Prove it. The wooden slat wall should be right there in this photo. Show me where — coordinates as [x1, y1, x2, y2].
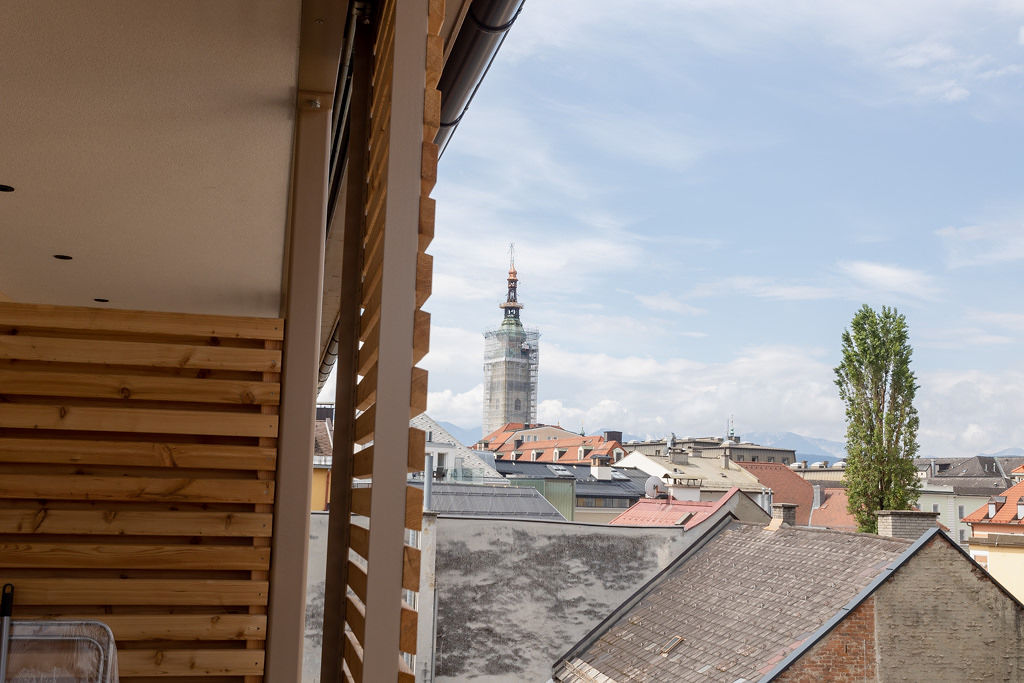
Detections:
[334, 0, 439, 680]
[0, 302, 282, 682]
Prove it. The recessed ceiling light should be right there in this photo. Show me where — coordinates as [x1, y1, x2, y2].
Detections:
[0, 185, 13, 193]
[53, 254, 72, 260]
[93, 298, 109, 303]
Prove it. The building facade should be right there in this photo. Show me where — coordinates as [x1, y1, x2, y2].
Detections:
[482, 262, 539, 436]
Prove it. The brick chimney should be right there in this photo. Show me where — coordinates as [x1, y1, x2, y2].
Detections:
[875, 510, 939, 539]
[771, 503, 797, 526]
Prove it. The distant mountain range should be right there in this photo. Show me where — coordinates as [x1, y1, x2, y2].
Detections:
[434, 420, 1021, 464]
[743, 432, 847, 464]
[437, 421, 481, 447]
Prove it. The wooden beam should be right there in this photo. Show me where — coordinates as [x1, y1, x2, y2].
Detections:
[0, 509, 273, 537]
[0, 369, 280, 404]
[0, 404, 278, 438]
[0, 474, 274, 504]
[0, 542, 270, 570]
[0, 302, 283, 340]
[0, 335, 280, 371]
[11, 579, 268, 606]
[0, 438, 276, 470]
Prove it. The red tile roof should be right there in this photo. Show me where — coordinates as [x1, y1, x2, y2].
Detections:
[736, 461, 813, 525]
[807, 488, 857, 530]
[493, 436, 624, 465]
[962, 479, 1024, 526]
[478, 423, 527, 449]
[1014, 464, 1024, 474]
[609, 488, 741, 528]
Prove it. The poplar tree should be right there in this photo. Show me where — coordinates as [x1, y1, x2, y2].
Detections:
[834, 305, 920, 533]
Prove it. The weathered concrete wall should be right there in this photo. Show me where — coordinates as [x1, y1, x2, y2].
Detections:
[775, 597, 877, 683]
[303, 511, 329, 682]
[431, 517, 692, 682]
[873, 536, 1024, 680]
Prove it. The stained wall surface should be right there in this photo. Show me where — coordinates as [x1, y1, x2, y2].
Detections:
[430, 517, 691, 682]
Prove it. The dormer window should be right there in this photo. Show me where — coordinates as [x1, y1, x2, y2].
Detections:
[578, 447, 584, 460]
[531, 450, 540, 462]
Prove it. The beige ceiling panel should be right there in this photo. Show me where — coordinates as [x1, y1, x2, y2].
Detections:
[0, 0, 302, 316]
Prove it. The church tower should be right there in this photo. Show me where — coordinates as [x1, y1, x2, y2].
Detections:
[482, 250, 539, 436]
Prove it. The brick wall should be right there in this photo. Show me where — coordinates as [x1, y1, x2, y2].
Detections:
[873, 536, 1024, 680]
[775, 596, 877, 683]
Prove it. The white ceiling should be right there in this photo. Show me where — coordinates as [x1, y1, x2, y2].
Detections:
[0, 1, 301, 316]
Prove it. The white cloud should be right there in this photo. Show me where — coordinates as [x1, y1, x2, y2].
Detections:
[917, 326, 1013, 350]
[690, 276, 836, 301]
[918, 369, 1024, 456]
[836, 261, 939, 299]
[886, 41, 958, 69]
[635, 292, 706, 315]
[936, 221, 1024, 267]
[427, 384, 484, 430]
[970, 311, 1024, 332]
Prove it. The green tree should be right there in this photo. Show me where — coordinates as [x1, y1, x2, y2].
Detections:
[834, 304, 920, 533]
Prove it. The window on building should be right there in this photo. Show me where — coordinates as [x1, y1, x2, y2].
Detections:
[959, 529, 967, 543]
[958, 505, 965, 519]
[654, 449, 661, 455]
[514, 398, 521, 411]
[750, 456, 758, 462]
[426, 431, 433, 442]
[767, 457, 774, 463]
[932, 503, 940, 513]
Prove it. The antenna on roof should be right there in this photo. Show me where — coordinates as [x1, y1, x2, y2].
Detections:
[509, 242, 515, 269]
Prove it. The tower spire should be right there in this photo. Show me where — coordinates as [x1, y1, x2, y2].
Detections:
[499, 242, 523, 321]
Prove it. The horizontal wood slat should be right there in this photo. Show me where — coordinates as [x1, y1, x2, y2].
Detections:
[347, 594, 366, 646]
[0, 302, 279, 680]
[0, 336, 280, 372]
[408, 428, 424, 473]
[0, 303, 283, 341]
[348, 560, 368, 603]
[403, 546, 420, 593]
[400, 605, 417, 654]
[0, 404, 278, 438]
[42, 614, 267, 641]
[353, 445, 372, 479]
[343, 629, 364, 682]
[0, 474, 274, 504]
[0, 369, 280, 404]
[412, 310, 429, 365]
[351, 488, 370, 518]
[0, 438, 276, 470]
[0, 509, 272, 537]
[0, 542, 270, 570]
[118, 649, 265, 677]
[406, 486, 422, 532]
[355, 366, 376, 412]
[10, 579, 268, 606]
[350, 525, 369, 562]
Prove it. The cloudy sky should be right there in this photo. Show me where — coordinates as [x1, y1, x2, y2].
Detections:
[330, 1, 1024, 456]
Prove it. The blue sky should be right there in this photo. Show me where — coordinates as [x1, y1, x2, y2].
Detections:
[331, 1, 1024, 456]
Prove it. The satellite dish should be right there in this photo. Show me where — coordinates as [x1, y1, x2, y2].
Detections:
[645, 476, 666, 498]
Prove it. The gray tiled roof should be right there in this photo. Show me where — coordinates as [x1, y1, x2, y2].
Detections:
[423, 482, 565, 520]
[494, 460, 648, 499]
[923, 476, 1008, 497]
[556, 522, 910, 682]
